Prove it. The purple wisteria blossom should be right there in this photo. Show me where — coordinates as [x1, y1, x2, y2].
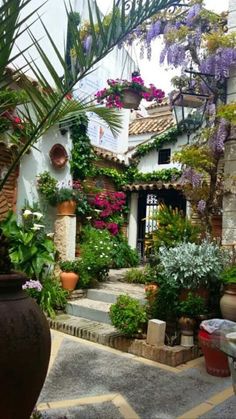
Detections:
[146, 21, 162, 44]
[209, 118, 229, 155]
[166, 43, 186, 67]
[197, 200, 206, 213]
[186, 3, 202, 27]
[180, 167, 203, 188]
[201, 48, 236, 80]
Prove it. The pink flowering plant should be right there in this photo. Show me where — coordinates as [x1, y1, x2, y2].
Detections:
[91, 191, 127, 235]
[95, 75, 165, 109]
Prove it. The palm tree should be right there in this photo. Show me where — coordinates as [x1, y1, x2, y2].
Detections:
[0, 0, 183, 190]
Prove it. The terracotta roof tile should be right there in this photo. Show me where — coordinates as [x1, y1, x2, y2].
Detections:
[146, 97, 170, 110]
[129, 114, 174, 136]
[92, 145, 127, 165]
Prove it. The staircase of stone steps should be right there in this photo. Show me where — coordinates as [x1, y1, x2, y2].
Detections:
[66, 268, 146, 325]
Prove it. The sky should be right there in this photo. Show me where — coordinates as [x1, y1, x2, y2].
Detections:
[97, 0, 229, 94]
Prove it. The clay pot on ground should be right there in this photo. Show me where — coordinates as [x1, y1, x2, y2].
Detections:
[220, 284, 236, 321]
[0, 272, 51, 418]
[60, 271, 79, 291]
[57, 200, 77, 215]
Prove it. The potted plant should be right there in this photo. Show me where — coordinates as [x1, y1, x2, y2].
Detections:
[95, 73, 165, 110]
[59, 260, 79, 291]
[220, 266, 236, 321]
[178, 292, 207, 347]
[54, 187, 78, 215]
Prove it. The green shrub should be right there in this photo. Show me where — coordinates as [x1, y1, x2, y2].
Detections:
[220, 266, 236, 284]
[111, 235, 139, 268]
[124, 268, 146, 284]
[159, 240, 228, 289]
[109, 294, 147, 336]
[177, 292, 207, 318]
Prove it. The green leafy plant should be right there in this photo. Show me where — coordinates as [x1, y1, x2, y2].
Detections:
[70, 115, 96, 180]
[38, 276, 69, 319]
[220, 266, 236, 284]
[0, 210, 56, 280]
[152, 274, 180, 321]
[177, 292, 207, 318]
[37, 171, 58, 205]
[145, 205, 200, 254]
[159, 240, 229, 290]
[111, 235, 139, 268]
[59, 260, 80, 274]
[109, 295, 147, 337]
[54, 187, 78, 204]
[123, 268, 146, 284]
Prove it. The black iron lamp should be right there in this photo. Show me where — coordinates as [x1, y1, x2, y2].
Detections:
[172, 63, 227, 143]
[172, 88, 209, 143]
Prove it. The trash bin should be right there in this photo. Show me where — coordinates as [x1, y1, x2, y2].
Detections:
[198, 319, 236, 377]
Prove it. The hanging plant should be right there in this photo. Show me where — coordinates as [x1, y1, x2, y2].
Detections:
[95, 75, 165, 109]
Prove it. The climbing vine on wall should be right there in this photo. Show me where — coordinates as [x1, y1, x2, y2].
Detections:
[135, 126, 182, 158]
[70, 115, 96, 180]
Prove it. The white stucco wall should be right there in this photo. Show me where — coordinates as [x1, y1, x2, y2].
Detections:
[16, 127, 72, 228]
[133, 132, 187, 173]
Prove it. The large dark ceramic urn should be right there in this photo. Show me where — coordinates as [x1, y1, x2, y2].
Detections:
[0, 273, 51, 419]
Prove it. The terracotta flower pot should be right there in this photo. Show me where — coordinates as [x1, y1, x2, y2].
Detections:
[0, 273, 51, 418]
[60, 271, 79, 291]
[220, 284, 236, 321]
[57, 200, 77, 215]
[145, 283, 159, 304]
[122, 88, 142, 109]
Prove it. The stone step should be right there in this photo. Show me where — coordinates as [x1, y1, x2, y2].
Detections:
[66, 298, 112, 324]
[87, 288, 145, 304]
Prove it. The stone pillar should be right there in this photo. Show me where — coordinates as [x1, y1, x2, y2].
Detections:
[222, 0, 236, 246]
[128, 192, 138, 249]
[54, 215, 76, 260]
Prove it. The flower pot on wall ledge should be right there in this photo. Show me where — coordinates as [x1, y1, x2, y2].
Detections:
[57, 200, 77, 215]
[0, 272, 51, 418]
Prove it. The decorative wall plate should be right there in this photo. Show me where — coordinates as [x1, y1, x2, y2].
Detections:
[49, 143, 68, 169]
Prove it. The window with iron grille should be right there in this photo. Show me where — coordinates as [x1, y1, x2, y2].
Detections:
[158, 148, 171, 165]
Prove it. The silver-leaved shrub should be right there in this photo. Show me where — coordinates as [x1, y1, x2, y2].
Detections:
[159, 240, 229, 289]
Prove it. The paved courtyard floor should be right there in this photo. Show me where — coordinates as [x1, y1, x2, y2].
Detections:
[37, 330, 236, 419]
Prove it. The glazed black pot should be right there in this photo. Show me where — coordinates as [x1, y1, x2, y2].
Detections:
[0, 273, 51, 419]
